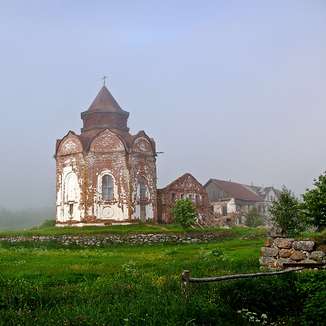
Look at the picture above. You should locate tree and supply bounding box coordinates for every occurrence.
[172,199,197,228]
[269,187,304,236]
[303,172,326,231]
[244,207,263,227]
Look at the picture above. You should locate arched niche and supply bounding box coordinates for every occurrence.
[57,133,83,156]
[90,129,125,153]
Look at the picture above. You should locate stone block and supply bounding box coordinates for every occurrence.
[259,256,277,268]
[276,258,291,268]
[279,249,292,258]
[274,238,294,249]
[264,238,273,247]
[301,259,318,265]
[293,241,315,252]
[309,251,325,262]
[290,250,306,261]
[268,226,284,238]
[261,247,279,257]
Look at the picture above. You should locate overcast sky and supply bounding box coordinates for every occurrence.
[0,0,325,209]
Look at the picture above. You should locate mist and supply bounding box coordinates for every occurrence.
[0,1,325,227]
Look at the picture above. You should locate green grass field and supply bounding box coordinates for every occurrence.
[0,226,325,325]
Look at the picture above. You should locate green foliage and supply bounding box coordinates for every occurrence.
[295,271,326,326]
[303,172,326,231]
[245,207,263,227]
[171,199,197,228]
[37,219,56,228]
[269,187,304,236]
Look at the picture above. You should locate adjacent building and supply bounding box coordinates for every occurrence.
[244,185,281,225]
[157,173,210,224]
[204,179,264,224]
[55,85,157,226]
[204,179,281,225]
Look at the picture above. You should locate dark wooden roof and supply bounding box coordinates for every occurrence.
[206,179,263,202]
[87,86,128,115]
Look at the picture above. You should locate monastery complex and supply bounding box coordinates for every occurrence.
[55,85,279,226]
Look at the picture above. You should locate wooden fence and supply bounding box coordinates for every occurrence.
[181,262,325,287]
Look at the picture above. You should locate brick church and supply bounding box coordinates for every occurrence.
[55,84,158,226]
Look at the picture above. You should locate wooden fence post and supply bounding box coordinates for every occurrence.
[182,270,190,286]
[181,270,191,297]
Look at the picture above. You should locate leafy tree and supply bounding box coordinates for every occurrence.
[244,207,263,227]
[269,187,304,236]
[303,172,326,231]
[172,199,197,228]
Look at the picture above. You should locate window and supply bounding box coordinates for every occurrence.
[171,193,176,202]
[102,175,114,201]
[139,182,147,201]
[180,194,184,199]
[196,194,201,205]
[222,206,228,216]
[69,203,74,217]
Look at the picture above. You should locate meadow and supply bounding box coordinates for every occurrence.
[0,226,325,325]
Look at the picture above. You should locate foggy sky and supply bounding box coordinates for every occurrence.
[0,0,325,210]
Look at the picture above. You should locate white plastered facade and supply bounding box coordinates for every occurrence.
[56,165,83,222]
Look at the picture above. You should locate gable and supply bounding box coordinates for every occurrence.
[165,174,204,193]
[133,137,152,153]
[90,129,125,153]
[57,133,83,156]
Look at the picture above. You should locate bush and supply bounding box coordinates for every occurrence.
[171,199,197,228]
[244,207,263,227]
[38,219,56,228]
[303,172,326,231]
[269,187,304,236]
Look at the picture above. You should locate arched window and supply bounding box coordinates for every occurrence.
[64,172,78,203]
[102,175,114,201]
[139,182,147,201]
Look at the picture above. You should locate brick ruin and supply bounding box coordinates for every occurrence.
[55,86,157,226]
[157,173,210,223]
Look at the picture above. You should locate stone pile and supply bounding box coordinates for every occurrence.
[260,237,326,269]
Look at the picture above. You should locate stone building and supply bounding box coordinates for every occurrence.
[205,179,281,225]
[55,85,157,226]
[204,179,263,224]
[157,173,210,223]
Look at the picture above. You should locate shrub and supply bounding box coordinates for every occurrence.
[269,187,304,236]
[38,219,56,228]
[303,172,326,231]
[244,207,263,227]
[171,199,197,228]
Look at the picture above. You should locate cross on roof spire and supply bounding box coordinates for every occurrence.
[102,75,107,86]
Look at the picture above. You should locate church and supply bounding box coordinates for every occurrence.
[55,84,158,226]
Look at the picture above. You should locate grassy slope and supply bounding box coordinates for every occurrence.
[0,238,263,279]
[0,230,264,325]
[1,228,324,325]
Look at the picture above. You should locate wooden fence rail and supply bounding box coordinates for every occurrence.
[181,268,303,286]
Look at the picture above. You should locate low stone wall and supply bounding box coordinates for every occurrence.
[260,237,326,269]
[0,231,232,246]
